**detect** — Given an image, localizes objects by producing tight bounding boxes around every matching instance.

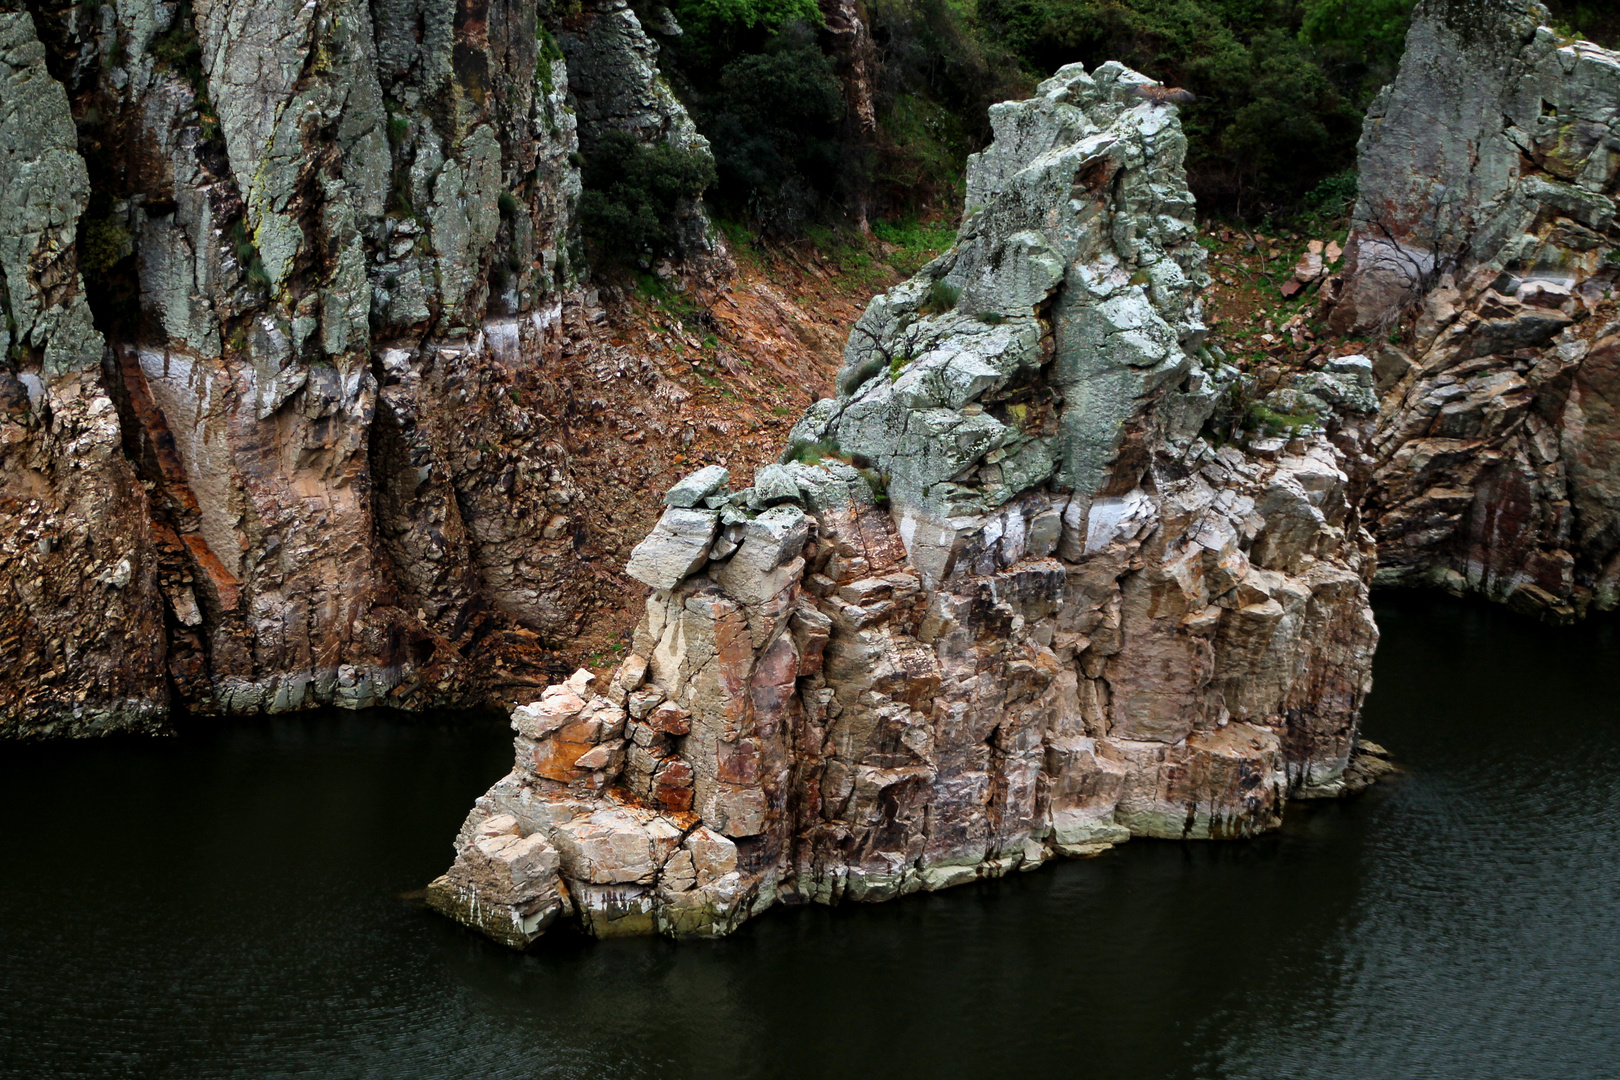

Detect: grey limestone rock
[664,464,730,507]
[625,506,720,589]
[0,13,102,376]
[823,61,1209,521]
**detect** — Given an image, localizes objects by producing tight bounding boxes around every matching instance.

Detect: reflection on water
[1,595,1617,1079]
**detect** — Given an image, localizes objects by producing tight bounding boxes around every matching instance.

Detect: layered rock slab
[431,64,1380,947]
[1332,0,1620,617]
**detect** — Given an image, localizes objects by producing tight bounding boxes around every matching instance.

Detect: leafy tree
[696,25,847,233]
[578,132,717,264]
[662,0,823,67]
[1301,0,1416,101]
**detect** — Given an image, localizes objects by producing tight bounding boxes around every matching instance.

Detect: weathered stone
[626,508,720,589]
[665,465,730,508]
[1336,0,1620,616]
[435,62,1379,948]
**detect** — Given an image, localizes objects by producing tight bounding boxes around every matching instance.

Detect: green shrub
[858,466,890,506]
[578,131,716,265]
[149,0,206,98]
[922,278,960,315]
[1245,401,1319,436]
[790,438,843,464]
[665,0,823,66]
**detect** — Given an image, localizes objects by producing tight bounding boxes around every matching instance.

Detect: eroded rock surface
[1333,0,1620,618]
[0,0,739,734]
[0,11,166,735]
[431,64,1381,947]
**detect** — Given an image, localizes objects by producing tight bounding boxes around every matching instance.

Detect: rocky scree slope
[429,63,1383,948]
[0,0,852,736]
[1331,0,1620,620]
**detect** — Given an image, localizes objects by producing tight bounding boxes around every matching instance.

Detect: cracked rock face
[0,12,166,736]
[1333,0,1620,618]
[0,0,717,733]
[430,64,1381,948]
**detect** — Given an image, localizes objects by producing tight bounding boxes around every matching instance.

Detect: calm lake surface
[3,594,1618,1079]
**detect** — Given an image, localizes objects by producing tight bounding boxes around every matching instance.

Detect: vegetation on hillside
[612,0,1437,248]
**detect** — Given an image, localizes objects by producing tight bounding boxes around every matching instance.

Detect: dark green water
[3,595,1619,1079]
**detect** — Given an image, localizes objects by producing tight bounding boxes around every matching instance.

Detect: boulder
[625,508,721,590]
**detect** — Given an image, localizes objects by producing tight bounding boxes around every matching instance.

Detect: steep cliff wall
[0,11,167,734]
[428,63,1382,948]
[0,0,832,735]
[1333,0,1620,618]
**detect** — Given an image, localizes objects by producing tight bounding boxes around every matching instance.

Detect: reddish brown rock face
[1,0,858,733]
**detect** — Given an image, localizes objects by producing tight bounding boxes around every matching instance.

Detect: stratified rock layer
[430,64,1380,947]
[1334,0,1620,617]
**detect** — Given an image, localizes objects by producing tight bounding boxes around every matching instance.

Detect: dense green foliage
[578,131,717,264]
[635,0,1435,239]
[664,0,824,64]
[651,0,1024,233]
[702,26,847,233]
[972,0,1415,215]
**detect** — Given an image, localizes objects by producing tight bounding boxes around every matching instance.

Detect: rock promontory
[429,63,1382,946]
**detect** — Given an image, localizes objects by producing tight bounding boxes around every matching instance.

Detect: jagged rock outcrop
[557,0,713,255]
[1333,0,1620,618]
[0,0,728,734]
[429,63,1381,948]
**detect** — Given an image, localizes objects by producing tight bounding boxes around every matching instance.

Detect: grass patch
[1245,401,1319,437]
[872,218,957,277]
[921,278,960,315]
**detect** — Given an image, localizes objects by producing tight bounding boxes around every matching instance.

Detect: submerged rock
[431,63,1381,946]
[1333,0,1620,618]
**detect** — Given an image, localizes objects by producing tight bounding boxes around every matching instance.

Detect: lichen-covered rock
[433,63,1381,947]
[0,13,168,737]
[0,0,743,730]
[1332,0,1620,618]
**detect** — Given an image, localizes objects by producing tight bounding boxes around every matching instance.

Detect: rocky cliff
[0,0,851,736]
[428,63,1382,948]
[1333,0,1620,619]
